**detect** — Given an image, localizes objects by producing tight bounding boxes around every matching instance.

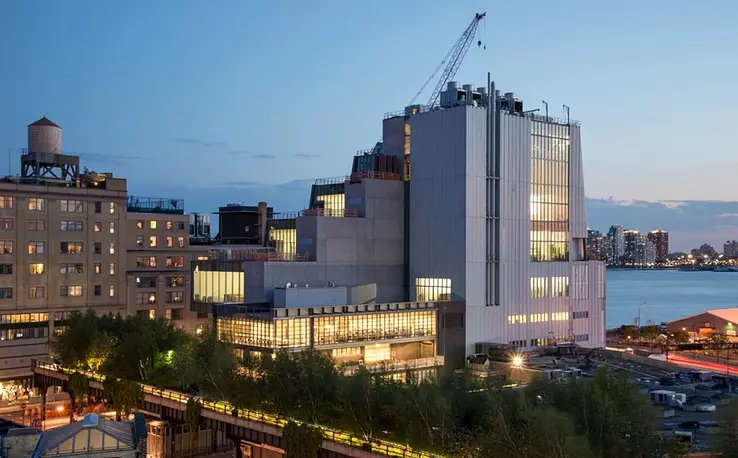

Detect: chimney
[257,201,268,246]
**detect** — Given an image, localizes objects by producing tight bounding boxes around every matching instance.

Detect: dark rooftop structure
[127,196,184,215]
[28,116,60,128]
[214,202,273,245]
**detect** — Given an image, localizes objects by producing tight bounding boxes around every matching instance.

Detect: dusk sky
[2,1,738,250]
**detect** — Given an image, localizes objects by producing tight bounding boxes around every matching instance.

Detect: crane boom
[425,12,486,107]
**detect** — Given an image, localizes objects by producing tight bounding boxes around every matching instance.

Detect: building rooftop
[33,413,143,456]
[127,195,184,214]
[28,116,60,128]
[668,307,738,325]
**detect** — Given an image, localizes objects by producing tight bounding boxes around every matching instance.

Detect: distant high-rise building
[647,230,669,264]
[725,240,738,259]
[623,229,640,264]
[607,225,625,264]
[587,229,606,261]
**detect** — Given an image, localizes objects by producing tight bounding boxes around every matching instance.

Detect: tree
[640,325,660,347]
[103,378,143,421]
[338,367,380,442]
[193,327,237,401]
[185,398,202,454]
[68,373,89,420]
[293,351,339,424]
[670,329,690,344]
[283,421,323,458]
[714,400,738,458]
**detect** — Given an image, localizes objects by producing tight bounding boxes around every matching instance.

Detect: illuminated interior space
[415,278,451,301]
[192,262,245,304]
[268,227,296,255]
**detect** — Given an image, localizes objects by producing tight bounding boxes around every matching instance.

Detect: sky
[1,1,738,251]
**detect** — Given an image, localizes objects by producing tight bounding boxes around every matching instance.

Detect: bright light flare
[56,405,64,412]
[511,354,524,368]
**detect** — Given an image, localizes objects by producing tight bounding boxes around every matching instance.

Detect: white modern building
[407,81,605,354]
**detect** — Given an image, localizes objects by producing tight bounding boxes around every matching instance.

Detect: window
[177,222,185,230]
[166,221,173,230]
[60,199,83,212]
[530,313,549,323]
[530,277,548,298]
[60,220,83,232]
[178,236,184,248]
[166,236,173,247]
[137,277,157,288]
[149,236,157,247]
[60,285,83,297]
[150,221,157,230]
[165,256,184,268]
[166,291,184,303]
[94,221,102,232]
[136,292,156,304]
[60,263,83,274]
[0,218,12,230]
[109,262,115,275]
[0,196,14,209]
[573,311,589,319]
[28,219,45,231]
[0,241,13,254]
[28,286,44,299]
[109,242,115,255]
[551,312,569,321]
[60,242,83,254]
[136,235,143,248]
[109,202,116,214]
[575,334,589,342]
[507,315,527,324]
[0,264,12,275]
[109,222,115,234]
[136,220,144,229]
[28,241,44,255]
[94,285,101,296]
[136,309,156,319]
[415,278,451,301]
[552,277,570,297]
[166,276,184,287]
[94,263,101,274]
[28,263,44,275]
[136,256,157,268]
[109,284,115,297]
[94,242,101,254]
[165,308,183,320]
[28,198,45,211]
[94,201,102,213]
[0,288,12,299]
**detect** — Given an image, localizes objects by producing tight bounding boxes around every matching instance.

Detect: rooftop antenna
[542,101,549,120]
[563,105,570,125]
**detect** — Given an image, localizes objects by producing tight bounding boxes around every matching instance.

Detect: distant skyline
[2,1,738,249]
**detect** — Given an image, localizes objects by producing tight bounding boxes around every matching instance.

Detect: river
[606,269,738,329]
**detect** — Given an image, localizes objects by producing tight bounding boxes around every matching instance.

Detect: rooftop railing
[350,171,402,182]
[314,176,349,186]
[128,196,184,214]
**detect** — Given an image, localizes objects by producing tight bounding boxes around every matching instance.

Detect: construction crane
[409,12,487,108]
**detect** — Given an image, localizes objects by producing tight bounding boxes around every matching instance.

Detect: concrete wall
[273,286,348,308]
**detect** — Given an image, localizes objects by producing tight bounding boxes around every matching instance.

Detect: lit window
[60,263,84,274]
[94,263,102,274]
[28,263,44,275]
[136,292,156,304]
[136,235,143,248]
[507,315,527,324]
[109,262,115,275]
[150,221,157,230]
[0,241,12,254]
[136,256,157,268]
[0,218,11,230]
[166,221,173,230]
[165,308,183,320]
[136,220,143,229]
[60,242,83,254]
[165,256,184,268]
[166,236,173,247]
[60,285,83,297]
[27,241,44,255]
[94,221,102,232]
[552,312,569,321]
[0,197,14,209]
[415,278,451,301]
[109,222,115,234]
[109,284,115,297]
[552,277,569,297]
[28,286,44,299]
[28,198,45,211]
[529,313,549,323]
[178,236,184,248]
[149,236,157,247]
[60,200,83,213]
[109,202,116,214]
[530,277,548,298]
[109,242,115,255]
[167,291,184,303]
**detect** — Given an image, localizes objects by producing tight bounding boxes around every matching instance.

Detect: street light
[637,302,648,327]
[511,354,524,368]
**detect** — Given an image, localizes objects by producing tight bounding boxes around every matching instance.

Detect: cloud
[173,138,226,148]
[79,152,144,166]
[227,150,250,155]
[227,151,275,159]
[253,154,275,160]
[294,153,321,158]
[716,213,738,218]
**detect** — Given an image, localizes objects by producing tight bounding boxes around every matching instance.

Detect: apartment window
[0,264,12,275]
[28,286,44,299]
[166,221,173,230]
[109,284,115,297]
[149,236,157,247]
[0,196,14,209]
[94,201,102,213]
[28,198,45,211]
[109,222,115,234]
[60,263,83,274]
[136,220,144,229]
[60,242,83,254]
[59,285,83,297]
[0,241,13,254]
[530,277,548,298]
[60,199,83,212]
[136,256,157,268]
[178,236,185,248]
[507,315,527,324]
[136,236,143,248]
[166,276,184,287]
[177,222,185,230]
[94,221,102,232]
[552,277,570,297]
[165,308,183,321]
[94,263,101,274]
[109,242,116,255]
[0,218,12,231]
[94,285,102,296]
[109,202,116,214]
[109,262,115,275]
[166,236,173,247]
[148,221,157,230]
[415,278,451,301]
[27,241,44,255]
[165,256,184,268]
[573,311,589,319]
[28,263,44,275]
[166,291,184,303]
[136,309,156,319]
[136,292,156,304]
[0,287,12,299]
[28,219,45,231]
[60,220,84,232]
[137,277,157,288]
[529,313,549,323]
[94,242,101,254]
[551,312,569,321]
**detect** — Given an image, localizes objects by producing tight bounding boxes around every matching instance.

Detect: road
[667,353,736,376]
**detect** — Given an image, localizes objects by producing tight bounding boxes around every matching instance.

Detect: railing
[33,361,445,458]
[314,176,350,186]
[342,356,444,375]
[127,196,185,215]
[303,208,359,218]
[243,252,310,262]
[350,171,402,182]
